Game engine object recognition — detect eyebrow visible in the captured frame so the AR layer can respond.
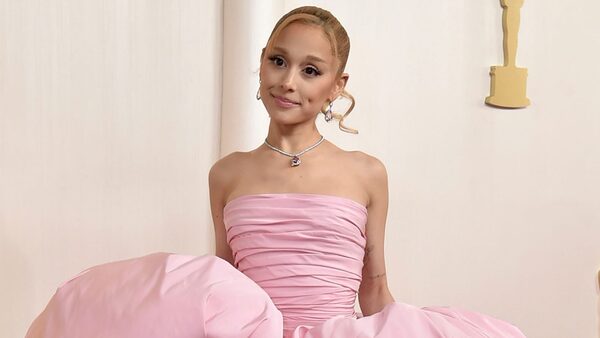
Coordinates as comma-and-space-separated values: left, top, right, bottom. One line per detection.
271, 46, 327, 64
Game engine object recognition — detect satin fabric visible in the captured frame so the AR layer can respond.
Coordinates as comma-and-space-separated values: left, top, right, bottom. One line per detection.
26, 253, 282, 338
26, 193, 526, 338
224, 193, 368, 335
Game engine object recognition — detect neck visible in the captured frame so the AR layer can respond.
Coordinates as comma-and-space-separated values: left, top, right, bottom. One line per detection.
265, 122, 323, 154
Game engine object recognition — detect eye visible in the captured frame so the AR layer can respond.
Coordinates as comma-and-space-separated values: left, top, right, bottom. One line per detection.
268, 56, 286, 67
304, 66, 321, 77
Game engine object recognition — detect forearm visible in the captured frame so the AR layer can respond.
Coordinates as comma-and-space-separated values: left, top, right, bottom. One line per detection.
358, 282, 395, 316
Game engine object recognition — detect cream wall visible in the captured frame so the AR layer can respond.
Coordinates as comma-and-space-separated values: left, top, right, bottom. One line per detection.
0, 1, 222, 337
1, 1, 599, 338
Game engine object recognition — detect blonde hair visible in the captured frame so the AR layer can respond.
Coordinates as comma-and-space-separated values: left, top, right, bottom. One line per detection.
262, 6, 358, 134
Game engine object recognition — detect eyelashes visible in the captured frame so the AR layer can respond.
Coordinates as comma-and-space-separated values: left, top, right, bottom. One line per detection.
267, 55, 322, 77
268, 55, 285, 67
304, 66, 321, 77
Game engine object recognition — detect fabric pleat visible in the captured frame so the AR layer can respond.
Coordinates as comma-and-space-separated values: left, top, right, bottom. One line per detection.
224, 193, 368, 335
25, 253, 282, 338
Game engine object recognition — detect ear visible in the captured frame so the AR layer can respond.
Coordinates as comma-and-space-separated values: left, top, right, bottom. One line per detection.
330, 73, 349, 101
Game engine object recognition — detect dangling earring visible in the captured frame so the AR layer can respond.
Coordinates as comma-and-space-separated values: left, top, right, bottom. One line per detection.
256, 79, 262, 100
324, 101, 333, 122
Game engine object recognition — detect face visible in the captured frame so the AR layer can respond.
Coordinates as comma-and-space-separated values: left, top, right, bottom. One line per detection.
259, 22, 347, 125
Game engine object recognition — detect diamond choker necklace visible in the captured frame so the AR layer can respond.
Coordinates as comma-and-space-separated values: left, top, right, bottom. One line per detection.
264, 135, 325, 167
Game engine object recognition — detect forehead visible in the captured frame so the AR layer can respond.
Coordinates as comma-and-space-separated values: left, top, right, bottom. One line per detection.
270, 22, 335, 63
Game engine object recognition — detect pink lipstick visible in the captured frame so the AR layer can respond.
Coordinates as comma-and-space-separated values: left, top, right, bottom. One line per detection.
273, 95, 300, 108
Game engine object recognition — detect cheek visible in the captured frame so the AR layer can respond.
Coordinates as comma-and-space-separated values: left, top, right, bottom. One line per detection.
259, 63, 276, 82
261, 71, 282, 90
259, 67, 269, 84
304, 81, 334, 103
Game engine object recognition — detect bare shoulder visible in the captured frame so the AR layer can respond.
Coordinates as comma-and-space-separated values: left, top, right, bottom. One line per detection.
209, 151, 246, 175
209, 152, 238, 181
346, 151, 387, 180
209, 151, 250, 198
345, 151, 388, 207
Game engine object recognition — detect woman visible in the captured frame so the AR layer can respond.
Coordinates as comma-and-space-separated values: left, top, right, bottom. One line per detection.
210, 5, 396, 323
27, 6, 526, 338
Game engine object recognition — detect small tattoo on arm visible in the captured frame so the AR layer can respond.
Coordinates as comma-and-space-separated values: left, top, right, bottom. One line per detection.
364, 245, 374, 262
367, 272, 387, 279
363, 245, 386, 279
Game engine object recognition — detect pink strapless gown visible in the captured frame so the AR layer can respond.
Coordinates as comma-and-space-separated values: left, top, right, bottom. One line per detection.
26, 193, 526, 338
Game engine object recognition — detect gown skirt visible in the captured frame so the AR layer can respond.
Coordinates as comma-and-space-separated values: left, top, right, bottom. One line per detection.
26, 194, 526, 338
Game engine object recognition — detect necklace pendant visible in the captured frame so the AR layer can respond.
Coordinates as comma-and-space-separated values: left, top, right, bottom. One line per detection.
291, 156, 301, 167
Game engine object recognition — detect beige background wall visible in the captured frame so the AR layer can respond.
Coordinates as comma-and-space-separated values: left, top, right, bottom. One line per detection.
0, 1, 223, 337
1, 1, 599, 338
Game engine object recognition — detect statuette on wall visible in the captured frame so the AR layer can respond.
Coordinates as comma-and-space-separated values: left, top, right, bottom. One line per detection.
486, 0, 530, 108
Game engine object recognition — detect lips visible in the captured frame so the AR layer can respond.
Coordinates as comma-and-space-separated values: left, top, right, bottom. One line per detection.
272, 94, 300, 108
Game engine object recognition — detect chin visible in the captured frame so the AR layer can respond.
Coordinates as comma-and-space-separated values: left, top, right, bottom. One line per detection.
270, 114, 315, 127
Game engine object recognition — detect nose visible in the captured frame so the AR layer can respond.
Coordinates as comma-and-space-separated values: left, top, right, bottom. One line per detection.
280, 69, 297, 91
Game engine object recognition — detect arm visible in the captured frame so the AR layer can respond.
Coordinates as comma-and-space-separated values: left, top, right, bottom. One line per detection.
358, 155, 395, 316
208, 157, 235, 266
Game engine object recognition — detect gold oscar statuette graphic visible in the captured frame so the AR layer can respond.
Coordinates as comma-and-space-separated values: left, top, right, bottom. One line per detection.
486, 0, 530, 108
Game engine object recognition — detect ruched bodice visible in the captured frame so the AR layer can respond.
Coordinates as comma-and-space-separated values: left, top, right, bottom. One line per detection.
223, 193, 368, 334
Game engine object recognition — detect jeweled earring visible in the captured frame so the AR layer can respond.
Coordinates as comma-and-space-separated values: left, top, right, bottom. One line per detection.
324, 102, 333, 122
256, 87, 261, 100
